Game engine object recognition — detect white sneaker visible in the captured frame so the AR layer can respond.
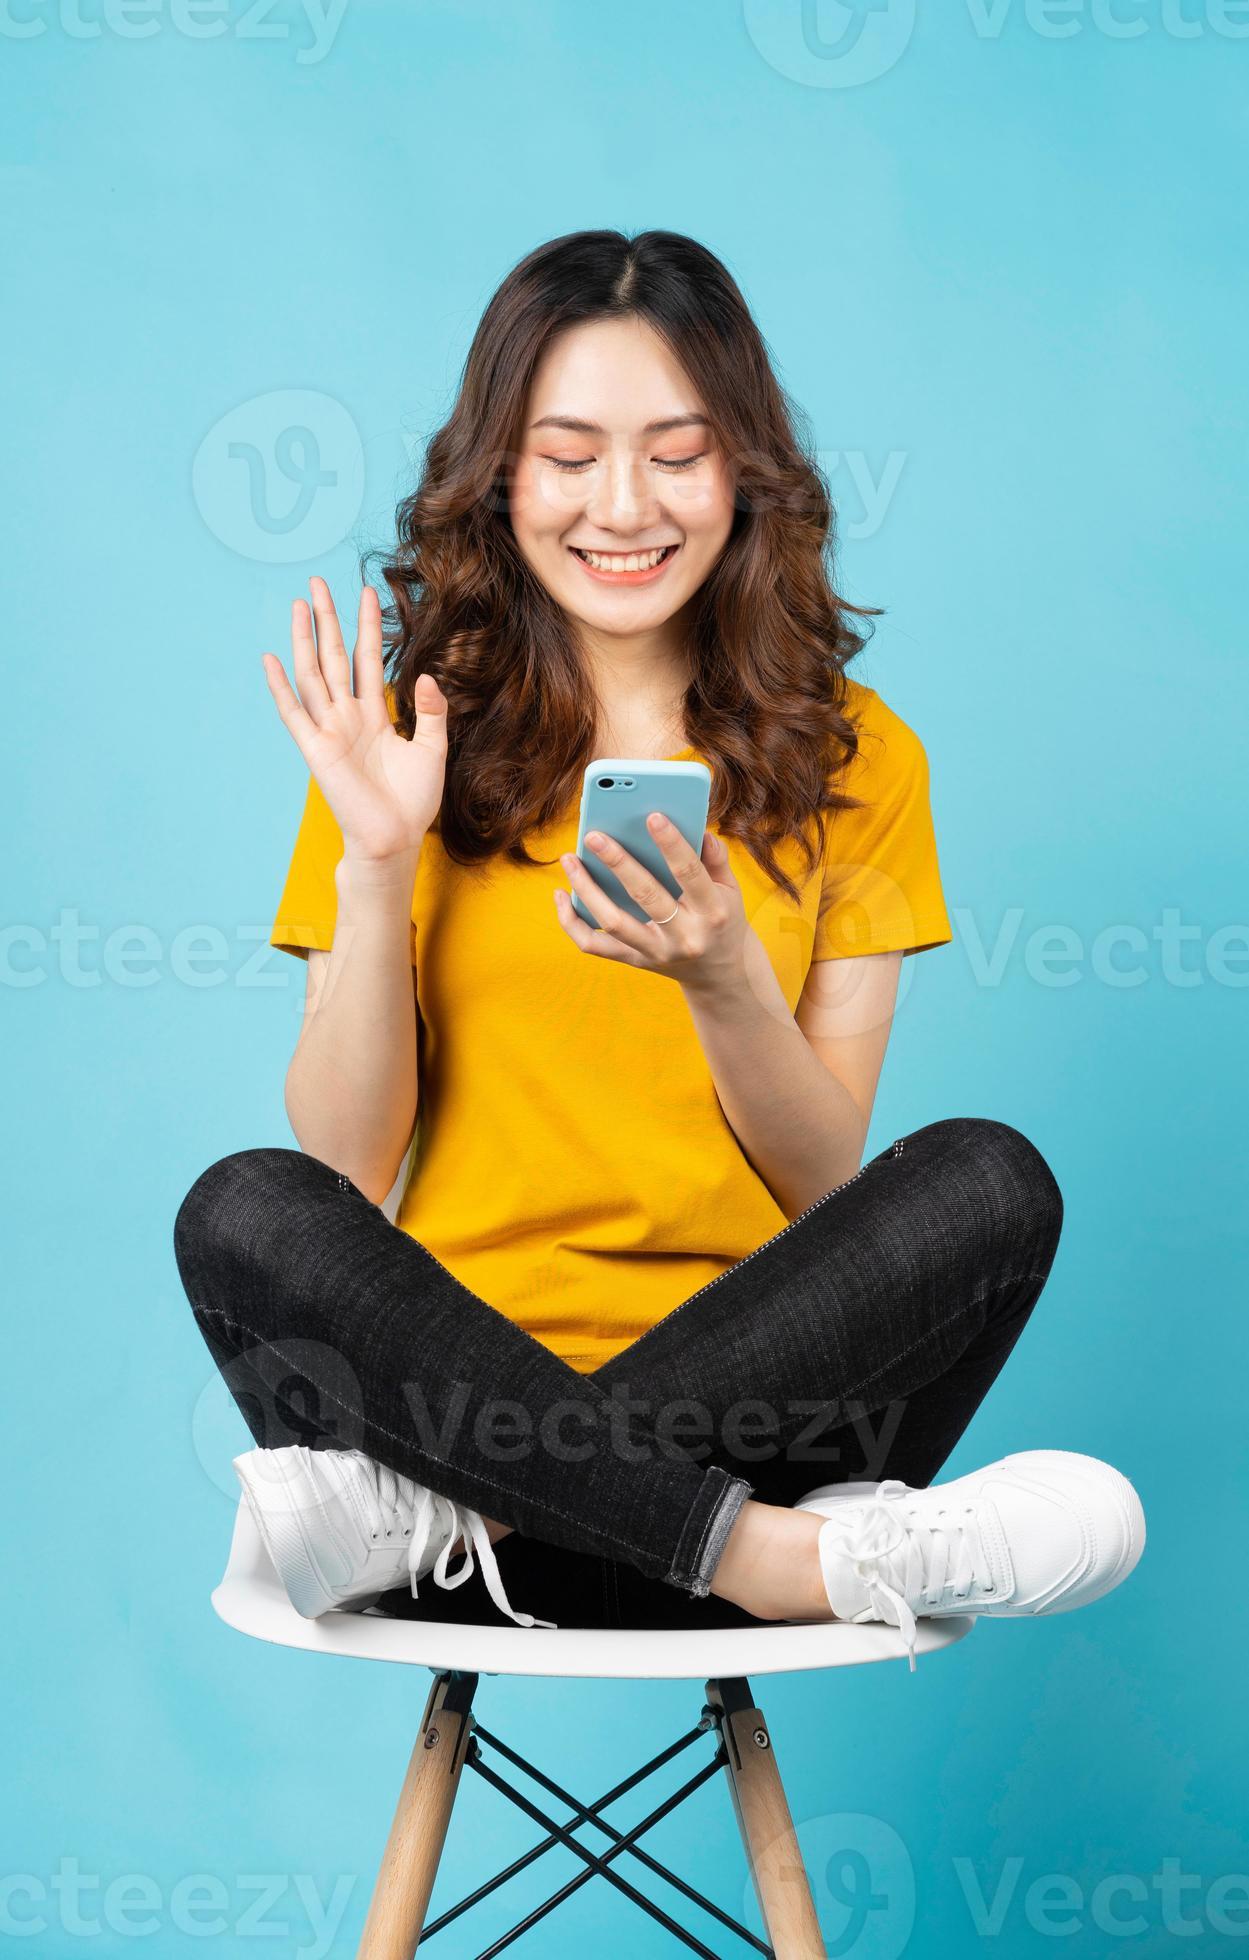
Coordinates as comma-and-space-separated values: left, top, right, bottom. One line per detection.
793, 1449, 1146, 1673
233, 1446, 556, 1629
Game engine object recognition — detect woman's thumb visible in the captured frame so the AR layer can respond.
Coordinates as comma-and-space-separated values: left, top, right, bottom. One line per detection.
411, 671, 447, 736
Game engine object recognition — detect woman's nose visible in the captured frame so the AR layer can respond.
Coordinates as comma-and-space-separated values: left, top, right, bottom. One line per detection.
586, 452, 660, 529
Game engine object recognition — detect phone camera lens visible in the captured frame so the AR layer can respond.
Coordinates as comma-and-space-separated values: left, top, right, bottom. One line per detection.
597, 777, 614, 789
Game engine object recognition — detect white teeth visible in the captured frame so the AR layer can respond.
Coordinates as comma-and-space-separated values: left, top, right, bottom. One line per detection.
575, 546, 673, 572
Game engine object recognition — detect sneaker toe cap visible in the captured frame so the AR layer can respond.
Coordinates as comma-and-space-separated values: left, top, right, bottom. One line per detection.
993, 1451, 1146, 1612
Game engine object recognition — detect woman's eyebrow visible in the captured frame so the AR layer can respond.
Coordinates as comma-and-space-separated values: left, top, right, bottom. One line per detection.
528, 413, 709, 435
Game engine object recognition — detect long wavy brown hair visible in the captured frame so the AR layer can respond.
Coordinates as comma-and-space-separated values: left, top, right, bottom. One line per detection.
368, 228, 877, 903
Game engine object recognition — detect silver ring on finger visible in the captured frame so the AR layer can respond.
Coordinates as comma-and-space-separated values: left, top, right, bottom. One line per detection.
651, 901, 680, 926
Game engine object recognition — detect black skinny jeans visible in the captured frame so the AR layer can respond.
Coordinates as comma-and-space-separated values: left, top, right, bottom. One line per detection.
173, 1116, 1063, 1630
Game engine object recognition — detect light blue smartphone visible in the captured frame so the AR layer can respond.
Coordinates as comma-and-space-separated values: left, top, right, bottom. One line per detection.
571, 758, 713, 928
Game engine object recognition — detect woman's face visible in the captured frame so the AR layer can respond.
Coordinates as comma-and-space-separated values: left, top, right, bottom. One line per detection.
508, 315, 736, 642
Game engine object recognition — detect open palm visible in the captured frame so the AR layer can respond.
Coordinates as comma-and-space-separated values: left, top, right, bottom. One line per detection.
262, 576, 448, 864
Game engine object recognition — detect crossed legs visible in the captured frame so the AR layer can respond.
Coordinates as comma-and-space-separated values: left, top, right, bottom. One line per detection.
173, 1116, 1063, 1618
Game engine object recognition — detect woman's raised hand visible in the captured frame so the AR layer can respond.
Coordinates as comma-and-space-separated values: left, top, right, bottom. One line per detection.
262, 576, 448, 865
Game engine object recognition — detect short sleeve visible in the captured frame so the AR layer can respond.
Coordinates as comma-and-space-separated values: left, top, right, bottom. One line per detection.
269, 685, 419, 965
268, 769, 346, 961
810, 687, 954, 961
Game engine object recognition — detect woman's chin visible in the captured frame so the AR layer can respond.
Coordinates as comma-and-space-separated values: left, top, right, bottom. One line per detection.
550, 571, 694, 631
571, 597, 685, 637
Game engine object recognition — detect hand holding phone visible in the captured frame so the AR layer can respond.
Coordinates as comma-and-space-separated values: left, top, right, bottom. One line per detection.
571, 758, 712, 927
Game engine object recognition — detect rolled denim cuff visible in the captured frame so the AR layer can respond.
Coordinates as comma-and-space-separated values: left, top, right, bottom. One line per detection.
665, 1465, 754, 1598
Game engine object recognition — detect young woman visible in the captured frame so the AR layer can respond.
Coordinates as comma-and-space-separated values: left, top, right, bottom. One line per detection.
174, 231, 1145, 1671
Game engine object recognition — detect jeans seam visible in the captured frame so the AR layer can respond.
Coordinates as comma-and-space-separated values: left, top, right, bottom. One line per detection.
601, 1148, 899, 1381
194, 1304, 668, 1569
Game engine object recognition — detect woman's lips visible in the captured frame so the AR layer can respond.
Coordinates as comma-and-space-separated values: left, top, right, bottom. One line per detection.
568, 543, 680, 585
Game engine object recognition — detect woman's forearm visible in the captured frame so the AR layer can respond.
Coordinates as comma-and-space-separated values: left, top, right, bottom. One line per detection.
284, 848, 423, 1204
682, 950, 867, 1220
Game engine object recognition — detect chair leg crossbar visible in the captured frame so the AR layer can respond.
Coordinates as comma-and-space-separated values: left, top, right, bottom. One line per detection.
356, 1670, 827, 1960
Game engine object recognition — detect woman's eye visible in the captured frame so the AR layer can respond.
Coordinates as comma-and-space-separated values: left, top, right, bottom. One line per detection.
542, 452, 707, 474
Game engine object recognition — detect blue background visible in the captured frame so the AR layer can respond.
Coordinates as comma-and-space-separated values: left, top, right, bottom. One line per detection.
6, 1, 1245, 1952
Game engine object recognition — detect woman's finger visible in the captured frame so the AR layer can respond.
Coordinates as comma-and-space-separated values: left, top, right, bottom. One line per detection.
290, 597, 332, 722
261, 652, 320, 763
641, 812, 717, 902
352, 583, 385, 704
308, 575, 353, 704
582, 827, 687, 926
559, 850, 656, 954
552, 888, 645, 965
699, 828, 738, 888
411, 670, 449, 743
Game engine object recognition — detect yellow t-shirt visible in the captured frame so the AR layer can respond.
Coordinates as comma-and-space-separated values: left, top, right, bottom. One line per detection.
268, 676, 953, 1373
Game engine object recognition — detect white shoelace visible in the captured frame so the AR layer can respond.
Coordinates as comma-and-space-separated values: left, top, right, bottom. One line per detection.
818, 1478, 988, 1673
359, 1461, 557, 1630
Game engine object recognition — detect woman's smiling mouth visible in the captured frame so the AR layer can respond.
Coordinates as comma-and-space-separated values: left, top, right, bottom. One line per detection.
569, 543, 680, 583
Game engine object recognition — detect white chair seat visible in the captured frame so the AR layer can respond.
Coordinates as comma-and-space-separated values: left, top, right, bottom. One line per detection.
212, 1494, 975, 1680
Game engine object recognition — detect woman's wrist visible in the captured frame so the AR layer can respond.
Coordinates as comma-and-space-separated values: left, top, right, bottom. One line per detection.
336, 842, 424, 896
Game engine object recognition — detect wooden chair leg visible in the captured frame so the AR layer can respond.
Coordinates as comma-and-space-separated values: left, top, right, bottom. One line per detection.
356, 1670, 478, 1960
706, 1676, 825, 1960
